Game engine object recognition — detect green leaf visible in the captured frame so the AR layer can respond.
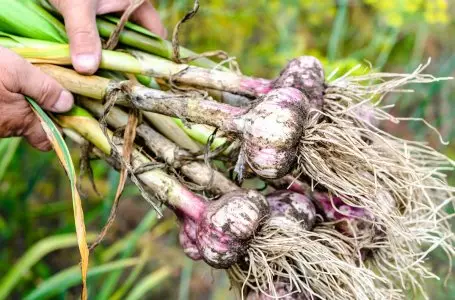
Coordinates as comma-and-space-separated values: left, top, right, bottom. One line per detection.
110, 248, 150, 300
96, 211, 157, 300
61, 106, 96, 118
25, 259, 139, 300
56, 106, 112, 155
173, 119, 227, 150
0, 138, 21, 182
103, 15, 162, 39
95, 18, 223, 69
23, 0, 67, 40
0, 31, 61, 48
26, 97, 90, 300
0, 234, 94, 300
0, 0, 66, 42
178, 258, 193, 300
327, 0, 348, 61
125, 267, 172, 300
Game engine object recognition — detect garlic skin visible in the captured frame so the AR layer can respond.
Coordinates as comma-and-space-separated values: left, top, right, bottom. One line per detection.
196, 190, 269, 268
311, 192, 376, 238
272, 56, 325, 110
241, 88, 306, 179
179, 218, 202, 260
267, 190, 316, 230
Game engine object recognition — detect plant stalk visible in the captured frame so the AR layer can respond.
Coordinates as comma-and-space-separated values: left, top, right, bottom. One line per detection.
129, 50, 272, 98
142, 112, 202, 153
38, 64, 248, 132
79, 99, 239, 194
36, 0, 224, 69
59, 122, 206, 221
41, 64, 307, 179
5, 40, 271, 98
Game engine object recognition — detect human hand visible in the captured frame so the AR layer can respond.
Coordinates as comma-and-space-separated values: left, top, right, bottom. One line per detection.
50, 0, 166, 75
0, 47, 74, 151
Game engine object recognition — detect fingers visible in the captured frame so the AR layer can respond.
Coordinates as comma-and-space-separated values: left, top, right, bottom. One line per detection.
50, 0, 167, 75
0, 48, 69, 152
23, 117, 52, 152
0, 47, 73, 113
18, 61, 74, 113
98, 1, 167, 38
131, 1, 167, 38
54, 0, 101, 74
96, 1, 128, 14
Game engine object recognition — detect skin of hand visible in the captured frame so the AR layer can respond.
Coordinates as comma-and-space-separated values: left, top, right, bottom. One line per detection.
50, 0, 167, 75
0, 0, 165, 151
0, 47, 74, 151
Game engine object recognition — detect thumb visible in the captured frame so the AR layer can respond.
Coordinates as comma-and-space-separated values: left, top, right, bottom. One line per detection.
57, 0, 101, 75
17, 61, 74, 113
1, 47, 75, 112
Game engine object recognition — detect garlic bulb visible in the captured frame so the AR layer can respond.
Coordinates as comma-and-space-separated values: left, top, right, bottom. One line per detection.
178, 189, 269, 268
267, 190, 316, 230
240, 88, 306, 178
272, 56, 325, 110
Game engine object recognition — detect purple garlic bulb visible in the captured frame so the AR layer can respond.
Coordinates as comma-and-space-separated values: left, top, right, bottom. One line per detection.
272, 56, 325, 110
311, 192, 374, 237
238, 87, 307, 179
267, 190, 316, 230
179, 218, 201, 260
196, 190, 269, 268
179, 189, 269, 269
246, 281, 311, 300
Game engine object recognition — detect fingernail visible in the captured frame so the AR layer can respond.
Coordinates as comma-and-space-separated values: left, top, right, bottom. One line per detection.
74, 53, 98, 74
52, 90, 74, 112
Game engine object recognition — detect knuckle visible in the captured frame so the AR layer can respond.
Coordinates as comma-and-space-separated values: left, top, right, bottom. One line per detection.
97, 1, 128, 13
35, 139, 52, 152
51, 0, 85, 12
0, 95, 33, 137
39, 80, 58, 103
69, 28, 100, 50
71, 28, 96, 39
21, 111, 38, 136
23, 117, 51, 151
0, 51, 21, 91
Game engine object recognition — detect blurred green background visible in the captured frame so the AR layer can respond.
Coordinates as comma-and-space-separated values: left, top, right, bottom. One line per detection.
0, 0, 454, 299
